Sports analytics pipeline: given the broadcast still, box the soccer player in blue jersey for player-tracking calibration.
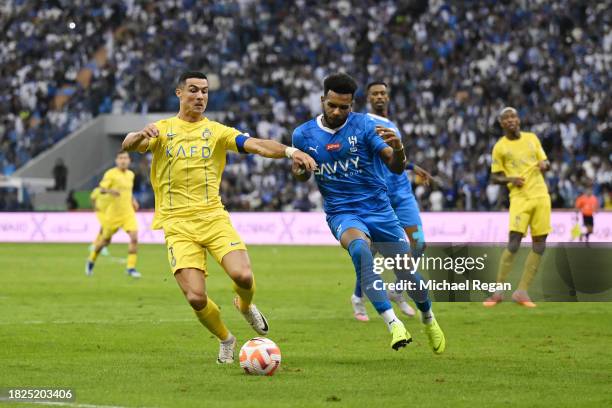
[349,81,432,321]
[291,73,445,353]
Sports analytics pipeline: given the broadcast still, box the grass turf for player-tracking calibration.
[0,243,611,408]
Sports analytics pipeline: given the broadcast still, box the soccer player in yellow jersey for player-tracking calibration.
[86,150,141,278]
[90,187,112,224]
[484,107,551,308]
[122,71,316,364]
[89,186,112,256]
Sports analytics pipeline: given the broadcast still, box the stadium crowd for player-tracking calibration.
[1,0,611,211]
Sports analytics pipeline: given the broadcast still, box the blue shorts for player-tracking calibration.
[327,209,410,257]
[390,192,422,228]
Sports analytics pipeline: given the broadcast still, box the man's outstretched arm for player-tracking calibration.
[243,137,317,172]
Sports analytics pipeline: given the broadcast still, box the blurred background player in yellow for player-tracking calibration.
[575,185,598,243]
[89,186,111,256]
[121,71,316,364]
[86,150,141,278]
[484,107,551,308]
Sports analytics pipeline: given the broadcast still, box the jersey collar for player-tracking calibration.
[366,112,390,123]
[175,115,208,129]
[316,114,350,134]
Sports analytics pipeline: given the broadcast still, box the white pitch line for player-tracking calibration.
[0,400,156,408]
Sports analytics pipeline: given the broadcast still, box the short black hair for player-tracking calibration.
[117,149,129,156]
[177,71,208,87]
[366,81,388,91]
[323,73,358,97]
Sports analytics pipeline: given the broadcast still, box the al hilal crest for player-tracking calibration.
[349,135,358,152]
[202,128,212,140]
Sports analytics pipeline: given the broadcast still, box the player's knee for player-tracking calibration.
[348,239,374,280]
[224,256,253,288]
[232,265,253,289]
[348,239,371,260]
[507,237,521,253]
[186,290,207,310]
[532,241,546,255]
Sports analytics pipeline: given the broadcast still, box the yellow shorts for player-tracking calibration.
[509,195,552,237]
[95,211,106,226]
[163,212,247,274]
[101,214,139,239]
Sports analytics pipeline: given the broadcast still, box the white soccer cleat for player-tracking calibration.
[387,290,416,317]
[217,335,236,364]
[351,294,369,321]
[234,297,269,335]
[85,261,94,276]
[126,268,141,278]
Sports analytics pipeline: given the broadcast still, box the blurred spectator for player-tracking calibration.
[429,187,444,211]
[52,158,68,191]
[0,188,28,211]
[1,1,610,211]
[66,189,78,210]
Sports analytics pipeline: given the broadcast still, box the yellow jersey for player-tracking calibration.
[145,116,245,229]
[98,167,135,218]
[90,187,112,213]
[491,131,549,200]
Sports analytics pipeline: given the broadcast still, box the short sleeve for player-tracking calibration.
[221,124,244,152]
[292,127,304,150]
[491,142,505,174]
[99,170,114,189]
[365,116,388,155]
[532,134,547,161]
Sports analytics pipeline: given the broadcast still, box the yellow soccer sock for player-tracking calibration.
[127,253,138,269]
[194,298,230,341]
[496,249,516,283]
[518,251,542,291]
[233,279,255,313]
[88,250,99,263]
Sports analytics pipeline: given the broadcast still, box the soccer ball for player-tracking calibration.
[239,337,281,376]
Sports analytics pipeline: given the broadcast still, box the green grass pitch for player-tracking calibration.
[0,244,611,407]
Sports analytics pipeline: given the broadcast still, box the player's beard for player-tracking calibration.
[323,112,347,129]
[373,100,386,114]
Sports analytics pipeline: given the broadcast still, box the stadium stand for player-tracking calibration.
[1,0,610,211]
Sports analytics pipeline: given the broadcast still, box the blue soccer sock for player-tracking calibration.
[394,228,426,289]
[410,226,426,258]
[394,267,434,323]
[353,280,363,298]
[348,239,392,314]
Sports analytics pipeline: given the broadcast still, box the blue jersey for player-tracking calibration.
[367,113,415,203]
[292,112,392,215]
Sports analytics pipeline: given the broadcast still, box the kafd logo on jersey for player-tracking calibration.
[348,135,358,153]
